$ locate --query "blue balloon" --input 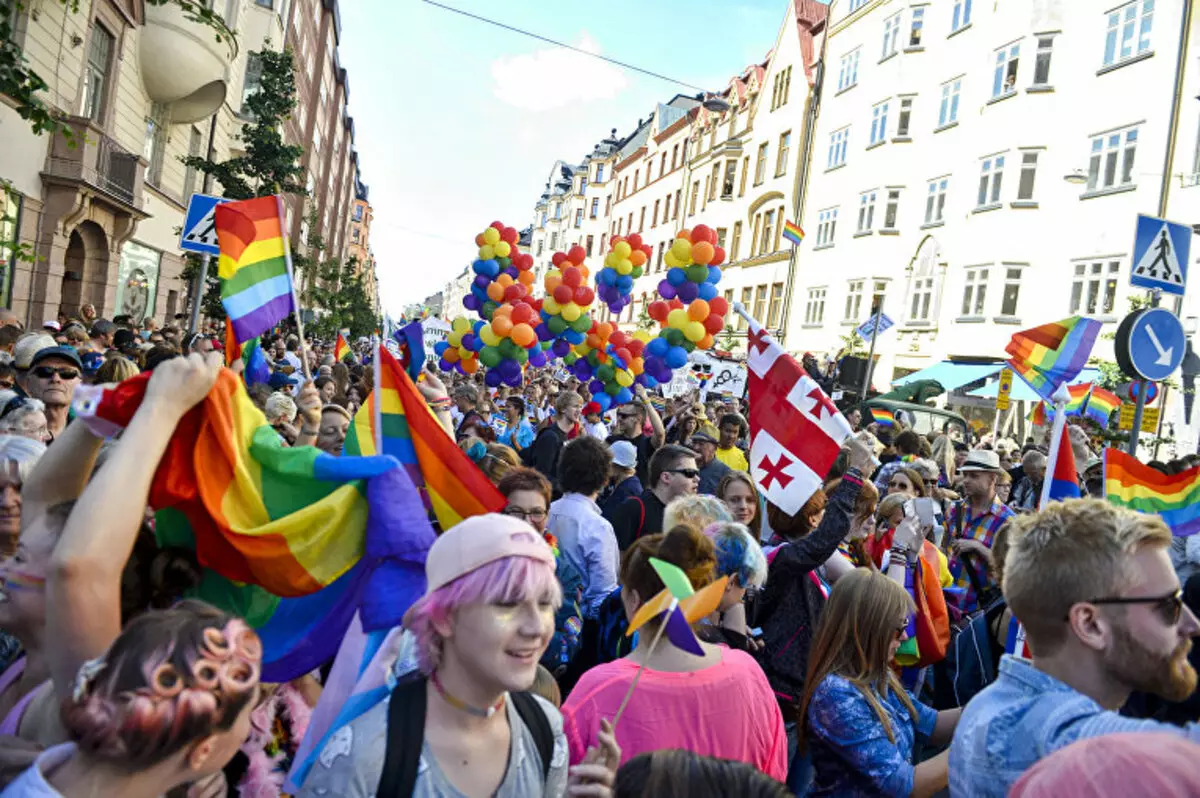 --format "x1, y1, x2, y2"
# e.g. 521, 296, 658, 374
528, 349, 547, 368
483, 259, 500, 278
646, 338, 669, 357
593, 393, 612, 412
433, 341, 449, 356
485, 370, 502, 387
617, 275, 634, 292
643, 374, 659, 389
471, 284, 487, 300
667, 267, 687, 286
565, 329, 585, 345
461, 333, 477, 351
615, 388, 634, 405
599, 269, 616, 286
473, 320, 486, 334
536, 323, 553, 342
698, 282, 718, 300
666, 346, 689, 369
707, 266, 722, 284
471, 259, 488, 275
